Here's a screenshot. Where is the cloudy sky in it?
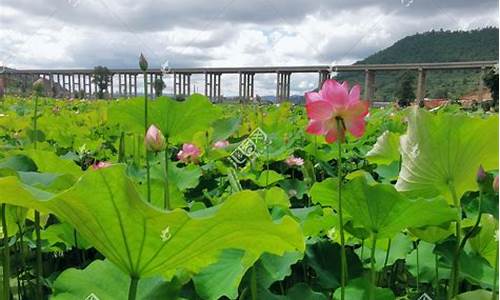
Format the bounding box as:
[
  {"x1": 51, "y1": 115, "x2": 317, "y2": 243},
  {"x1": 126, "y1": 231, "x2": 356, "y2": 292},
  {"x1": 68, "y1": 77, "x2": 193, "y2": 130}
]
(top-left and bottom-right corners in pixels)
[{"x1": 1, "y1": 0, "x2": 498, "y2": 95}]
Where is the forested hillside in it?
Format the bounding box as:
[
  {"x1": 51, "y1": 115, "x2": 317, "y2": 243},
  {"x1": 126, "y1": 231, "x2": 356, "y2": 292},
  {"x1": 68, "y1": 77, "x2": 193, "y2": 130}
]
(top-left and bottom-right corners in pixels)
[{"x1": 339, "y1": 27, "x2": 499, "y2": 100}]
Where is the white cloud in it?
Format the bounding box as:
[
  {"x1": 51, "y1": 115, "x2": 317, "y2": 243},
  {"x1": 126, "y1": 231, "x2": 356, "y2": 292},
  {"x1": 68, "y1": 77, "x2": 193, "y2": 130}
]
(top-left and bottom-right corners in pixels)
[{"x1": 0, "y1": 0, "x2": 497, "y2": 95}]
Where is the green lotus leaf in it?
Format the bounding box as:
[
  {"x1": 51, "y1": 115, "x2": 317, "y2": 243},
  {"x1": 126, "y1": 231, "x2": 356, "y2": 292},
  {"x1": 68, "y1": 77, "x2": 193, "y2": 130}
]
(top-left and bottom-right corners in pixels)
[
  {"x1": 287, "y1": 283, "x2": 327, "y2": 300},
  {"x1": 396, "y1": 108, "x2": 499, "y2": 204},
  {"x1": 332, "y1": 277, "x2": 395, "y2": 300},
  {"x1": 342, "y1": 177, "x2": 457, "y2": 238},
  {"x1": 0, "y1": 165, "x2": 305, "y2": 280},
  {"x1": 107, "y1": 94, "x2": 222, "y2": 144},
  {"x1": 454, "y1": 289, "x2": 493, "y2": 300},
  {"x1": 366, "y1": 131, "x2": 401, "y2": 166},
  {"x1": 51, "y1": 259, "x2": 183, "y2": 300},
  {"x1": 470, "y1": 214, "x2": 498, "y2": 267},
  {"x1": 193, "y1": 249, "x2": 255, "y2": 300}
]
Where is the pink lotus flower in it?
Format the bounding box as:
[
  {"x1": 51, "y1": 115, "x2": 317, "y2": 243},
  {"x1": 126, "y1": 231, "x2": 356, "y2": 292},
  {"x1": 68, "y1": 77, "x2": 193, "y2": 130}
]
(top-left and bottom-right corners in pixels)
[
  {"x1": 213, "y1": 140, "x2": 230, "y2": 149},
  {"x1": 494, "y1": 176, "x2": 499, "y2": 193},
  {"x1": 285, "y1": 155, "x2": 304, "y2": 167},
  {"x1": 92, "y1": 161, "x2": 112, "y2": 170},
  {"x1": 144, "y1": 125, "x2": 166, "y2": 152},
  {"x1": 177, "y1": 143, "x2": 201, "y2": 163},
  {"x1": 305, "y1": 79, "x2": 369, "y2": 143}
]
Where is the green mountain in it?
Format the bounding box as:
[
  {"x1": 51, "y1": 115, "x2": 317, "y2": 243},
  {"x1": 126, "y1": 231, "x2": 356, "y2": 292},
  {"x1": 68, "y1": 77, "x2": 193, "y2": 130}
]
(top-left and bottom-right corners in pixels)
[{"x1": 339, "y1": 27, "x2": 499, "y2": 101}]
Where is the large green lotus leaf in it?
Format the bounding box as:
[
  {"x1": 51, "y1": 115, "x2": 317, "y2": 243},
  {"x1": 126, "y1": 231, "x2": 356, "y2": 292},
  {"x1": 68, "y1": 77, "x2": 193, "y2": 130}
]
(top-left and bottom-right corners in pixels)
[
  {"x1": 20, "y1": 150, "x2": 82, "y2": 178},
  {"x1": 342, "y1": 177, "x2": 457, "y2": 238},
  {"x1": 366, "y1": 131, "x2": 401, "y2": 166},
  {"x1": 193, "y1": 249, "x2": 255, "y2": 300},
  {"x1": 254, "y1": 251, "x2": 302, "y2": 289},
  {"x1": 406, "y1": 241, "x2": 438, "y2": 282},
  {"x1": 470, "y1": 214, "x2": 498, "y2": 267},
  {"x1": 396, "y1": 108, "x2": 499, "y2": 203},
  {"x1": 0, "y1": 165, "x2": 304, "y2": 279},
  {"x1": 304, "y1": 240, "x2": 363, "y2": 290},
  {"x1": 51, "y1": 259, "x2": 183, "y2": 300},
  {"x1": 107, "y1": 94, "x2": 222, "y2": 143},
  {"x1": 371, "y1": 233, "x2": 412, "y2": 271},
  {"x1": 309, "y1": 178, "x2": 339, "y2": 208},
  {"x1": 332, "y1": 278, "x2": 395, "y2": 300},
  {"x1": 454, "y1": 290, "x2": 493, "y2": 300},
  {"x1": 211, "y1": 117, "x2": 241, "y2": 141},
  {"x1": 287, "y1": 283, "x2": 327, "y2": 300},
  {"x1": 42, "y1": 222, "x2": 92, "y2": 252}
]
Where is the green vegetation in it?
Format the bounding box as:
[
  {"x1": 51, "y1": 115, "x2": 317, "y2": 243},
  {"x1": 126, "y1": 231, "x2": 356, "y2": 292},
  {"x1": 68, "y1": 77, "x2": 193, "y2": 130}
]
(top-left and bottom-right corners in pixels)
[
  {"x1": 340, "y1": 27, "x2": 499, "y2": 100},
  {"x1": 0, "y1": 91, "x2": 497, "y2": 299}
]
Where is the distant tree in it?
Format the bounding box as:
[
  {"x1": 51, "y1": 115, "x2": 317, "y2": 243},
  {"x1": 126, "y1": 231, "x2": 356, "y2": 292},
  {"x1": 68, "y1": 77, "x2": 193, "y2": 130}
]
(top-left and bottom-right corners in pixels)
[
  {"x1": 92, "y1": 66, "x2": 111, "y2": 99},
  {"x1": 154, "y1": 78, "x2": 166, "y2": 97},
  {"x1": 394, "y1": 71, "x2": 416, "y2": 107},
  {"x1": 434, "y1": 85, "x2": 449, "y2": 99},
  {"x1": 483, "y1": 67, "x2": 499, "y2": 111}
]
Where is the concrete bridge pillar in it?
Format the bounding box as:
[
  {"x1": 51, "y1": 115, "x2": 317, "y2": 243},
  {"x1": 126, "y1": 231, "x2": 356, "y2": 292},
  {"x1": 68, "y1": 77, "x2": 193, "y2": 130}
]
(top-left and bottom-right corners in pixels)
[
  {"x1": 318, "y1": 71, "x2": 330, "y2": 89},
  {"x1": 173, "y1": 72, "x2": 191, "y2": 97},
  {"x1": 416, "y1": 68, "x2": 426, "y2": 105},
  {"x1": 134, "y1": 74, "x2": 138, "y2": 96},
  {"x1": 276, "y1": 71, "x2": 291, "y2": 102},
  {"x1": 364, "y1": 69, "x2": 375, "y2": 100},
  {"x1": 238, "y1": 72, "x2": 254, "y2": 103},
  {"x1": 478, "y1": 66, "x2": 485, "y2": 101},
  {"x1": 205, "y1": 72, "x2": 222, "y2": 102}
]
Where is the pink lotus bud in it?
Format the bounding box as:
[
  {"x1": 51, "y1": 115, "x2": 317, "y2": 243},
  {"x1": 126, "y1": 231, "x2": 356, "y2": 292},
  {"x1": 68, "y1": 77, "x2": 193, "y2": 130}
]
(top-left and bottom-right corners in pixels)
[
  {"x1": 213, "y1": 140, "x2": 229, "y2": 149},
  {"x1": 144, "y1": 125, "x2": 166, "y2": 152},
  {"x1": 477, "y1": 165, "x2": 487, "y2": 183},
  {"x1": 493, "y1": 176, "x2": 499, "y2": 193},
  {"x1": 177, "y1": 143, "x2": 201, "y2": 163},
  {"x1": 92, "y1": 161, "x2": 112, "y2": 170},
  {"x1": 285, "y1": 155, "x2": 304, "y2": 167}
]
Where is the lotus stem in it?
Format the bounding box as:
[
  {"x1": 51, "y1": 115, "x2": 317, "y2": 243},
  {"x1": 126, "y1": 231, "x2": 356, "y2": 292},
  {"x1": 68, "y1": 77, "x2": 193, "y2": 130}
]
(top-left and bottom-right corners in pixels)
[
  {"x1": 492, "y1": 244, "x2": 498, "y2": 300},
  {"x1": 33, "y1": 96, "x2": 43, "y2": 299},
  {"x1": 17, "y1": 222, "x2": 26, "y2": 299},
  {"x1": 250, "y1": 266, "x2": 257, "y2": 300},
  {"x1": 448, "y1": 182, "x2": 461, "y2": 299},
  {"x1": 336, "y1": 118, "x2": 347, "y2": 300},
  {"x1": 163, "y1": 144, "x2": 170, "y2": 210},
  {"x1": 118, "y1": 131, "x2": 126, "y2": 163},
  {"x1": 416, "y1": 240, "x2": 420, "y2": 293},
  {"x1": 459, "y1": 191, "x2": 483, "y2": 251},
  {"x1": 435, "y1": 252, "x2": 440, "y2": 299},
  {"x1": 370, "y1": 233, "x2": 378, "y2": 300},
  {"x1": 35, "y1": 210, "x2": 43, "y2": 300},
  {"x1": 383, "y1": 239, "x2": 392, "y2": 269},
  {"x1": 128, "y1": 276, "x2": 139, "y2": 300},
  {"x1": 33, "y1": 95, "x2": 38, "y2": 149},
  {"x1": 2, "y1": 204, "x2": 10, "y2": 300},
  {"x1": 361, "y1": 239, "x2": 365, "y2": 263},
  {"x1": 143, "y1": 73, "x2": 151, "y2": 203}
]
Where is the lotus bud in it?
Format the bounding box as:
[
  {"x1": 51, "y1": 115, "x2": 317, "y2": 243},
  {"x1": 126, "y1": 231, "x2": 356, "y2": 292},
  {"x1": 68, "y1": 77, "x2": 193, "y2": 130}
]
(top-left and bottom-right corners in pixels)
[
  {"x1": 33, "y1": 78, "x2": 45, "y2": 97},
  {"x1": 493, "y1": 176, "x2": 499, "y2": 193},
  {"x1": 92, "y1": 161, "x2": 112, "y2": 170},
  {"x1": 177, "y1": 143, "x2": 201, "y2": 163},
  {"x1": 476, "y1": 165, "x2": 487, "y2": 183},
  {"x1": 144, "y1": 125, "x2": 166, "y2": 152},
  {"x1": 139, "y1": 53, "x2": 148, "y2": 72},
  {"x1": 213, "y1": 140, "x2": 229, "y2": 149},
  {"x1": 285, "y1": 155, "x2": 304, "y2": 167}
]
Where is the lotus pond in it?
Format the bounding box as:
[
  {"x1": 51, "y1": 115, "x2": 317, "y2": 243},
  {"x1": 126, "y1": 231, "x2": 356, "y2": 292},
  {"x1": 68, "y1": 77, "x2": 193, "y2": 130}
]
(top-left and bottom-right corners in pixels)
[{"x1": 0, "y1": 84, "x2": 498, "y2": 300}]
